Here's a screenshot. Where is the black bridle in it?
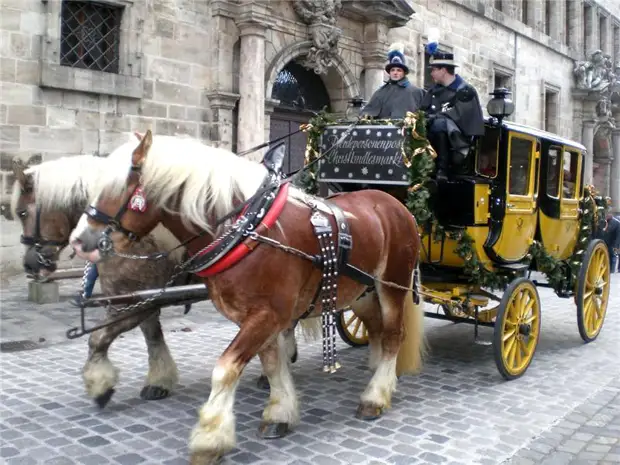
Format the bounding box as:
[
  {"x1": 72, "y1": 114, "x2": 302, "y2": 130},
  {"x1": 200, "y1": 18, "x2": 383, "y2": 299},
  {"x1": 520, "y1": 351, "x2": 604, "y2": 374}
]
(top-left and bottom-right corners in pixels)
[{"x1": 19, "y1": 204, "x2": 69, "y2": 269}]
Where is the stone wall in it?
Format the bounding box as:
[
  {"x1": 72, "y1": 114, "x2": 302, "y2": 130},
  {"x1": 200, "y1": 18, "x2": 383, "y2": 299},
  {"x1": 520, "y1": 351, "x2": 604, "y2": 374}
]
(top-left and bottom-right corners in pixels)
[{"x1": 0, "y1": 0, "x2": 216, "y2": 276}]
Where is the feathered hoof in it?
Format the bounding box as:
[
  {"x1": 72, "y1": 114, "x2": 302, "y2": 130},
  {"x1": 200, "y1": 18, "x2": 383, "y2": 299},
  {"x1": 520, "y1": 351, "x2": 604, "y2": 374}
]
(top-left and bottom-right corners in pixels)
[
  {"x1": 258, "y1": 421, "x2": 290, "y2": 439},
  {"x1": 355, "y1": 402, "x2": 384, "y2": 421},
  {"x1": 189, "y1": 450, "x2": 221, "y2": 465},
  {"x1": 140, "y1": 385, "x2": 170, "y2": 401},
  {"x1": 256, "y1": 375, "x2": 270, "y2": 390},
  {"x1": 94, "y1": 388, "x2": 115, "y2": 409}
]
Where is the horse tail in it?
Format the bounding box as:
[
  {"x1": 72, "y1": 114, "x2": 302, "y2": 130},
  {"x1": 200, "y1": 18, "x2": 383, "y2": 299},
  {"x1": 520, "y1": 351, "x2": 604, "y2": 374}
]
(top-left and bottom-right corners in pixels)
[{"x1": 396, "y1": 263, "x2": 427, "y2": 377}]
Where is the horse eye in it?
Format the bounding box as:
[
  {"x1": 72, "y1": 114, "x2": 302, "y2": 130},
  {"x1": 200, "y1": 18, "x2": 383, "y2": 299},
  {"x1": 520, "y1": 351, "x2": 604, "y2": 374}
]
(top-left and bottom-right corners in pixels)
[{"x1": 18, "y1": 210, "x2": 27, "y2": 218}]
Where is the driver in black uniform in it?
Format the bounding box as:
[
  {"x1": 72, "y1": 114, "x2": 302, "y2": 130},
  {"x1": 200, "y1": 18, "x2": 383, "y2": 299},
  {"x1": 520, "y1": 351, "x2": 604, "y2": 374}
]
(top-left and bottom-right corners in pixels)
[{"x1": 421, "y1": 52, "x2": 485, "y2": 181}]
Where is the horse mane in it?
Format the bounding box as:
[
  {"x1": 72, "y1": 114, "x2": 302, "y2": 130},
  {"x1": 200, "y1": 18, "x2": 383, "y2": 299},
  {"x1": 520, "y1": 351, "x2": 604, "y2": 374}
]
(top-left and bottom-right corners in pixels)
[
  {"x1": 10, "y1": 154, "x2": 110, "y2": 217},
  {"x1": 101, "y1": 134, "x2": 268, "y2": 234}
]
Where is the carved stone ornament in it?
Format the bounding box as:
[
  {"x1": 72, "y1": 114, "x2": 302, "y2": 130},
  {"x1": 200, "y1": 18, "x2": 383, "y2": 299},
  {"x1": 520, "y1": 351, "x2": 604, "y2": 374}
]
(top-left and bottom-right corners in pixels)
[
  {"x1": 574, "y1": 51, "x2": 620, "y2": 134},
  {"x1": 293, "y1": 0, "x2": 343, "y2": 75}
]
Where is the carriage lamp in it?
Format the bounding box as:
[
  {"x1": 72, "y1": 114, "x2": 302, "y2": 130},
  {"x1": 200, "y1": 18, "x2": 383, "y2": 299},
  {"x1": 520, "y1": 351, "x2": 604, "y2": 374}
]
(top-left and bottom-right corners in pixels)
[
  {"x1": 346, "y1": 96, "x2": 366, "y2": 120},
  {"x1": 487, "y1": 87, "x2": 515, "y2": 124}
]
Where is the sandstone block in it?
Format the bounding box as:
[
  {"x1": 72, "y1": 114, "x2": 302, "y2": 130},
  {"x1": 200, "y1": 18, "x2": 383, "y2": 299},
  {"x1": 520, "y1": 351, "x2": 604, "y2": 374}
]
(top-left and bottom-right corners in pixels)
[
  {"x1": 0, "y1": 58, "x2": 16, "y2": 81},
  {"x1": 28, "y1": 280, "x2": 60, "y2": 304},
  {"x1": 7, "y1": 104, "x2": 45, "y2": 126},
  {"x1": 47, "y1": 107, "x2": 76, "y2": 128},
  {"x1": 0, "y1": 9, "x2": 21, "y2": 31},
  {"x1": 154, "y1": 81, "x2": 200, "y2": 106},
  {"x1": 15, "y1": 60, "x2": 38, "y2": 85}
]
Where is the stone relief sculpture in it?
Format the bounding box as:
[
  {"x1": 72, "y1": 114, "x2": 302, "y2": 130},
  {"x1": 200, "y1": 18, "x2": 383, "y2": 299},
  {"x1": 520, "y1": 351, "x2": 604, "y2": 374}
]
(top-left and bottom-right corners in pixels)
[{"x1": 293, "y1": 0, "x2": 343, "y2": 75}]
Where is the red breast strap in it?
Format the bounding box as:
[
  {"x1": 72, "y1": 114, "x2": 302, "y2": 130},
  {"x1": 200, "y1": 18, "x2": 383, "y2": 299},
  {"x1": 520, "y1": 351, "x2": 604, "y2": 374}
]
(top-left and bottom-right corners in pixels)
[{"x1": 194, "y1": 182, "x2": 290, "y2": 277}]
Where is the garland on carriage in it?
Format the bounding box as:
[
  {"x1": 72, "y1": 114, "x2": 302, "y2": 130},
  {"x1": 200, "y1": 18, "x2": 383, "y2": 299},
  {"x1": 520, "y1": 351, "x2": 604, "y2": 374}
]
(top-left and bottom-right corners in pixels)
[{"x1": 296, "y1": 110, "x2": 612, "y2": 292}]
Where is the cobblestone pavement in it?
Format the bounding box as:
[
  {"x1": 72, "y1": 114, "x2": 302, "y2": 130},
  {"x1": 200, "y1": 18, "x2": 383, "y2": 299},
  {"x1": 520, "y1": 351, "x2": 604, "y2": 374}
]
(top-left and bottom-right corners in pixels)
[{"x1": 1, "y1": 272, "x2": 619, "y2": 465}]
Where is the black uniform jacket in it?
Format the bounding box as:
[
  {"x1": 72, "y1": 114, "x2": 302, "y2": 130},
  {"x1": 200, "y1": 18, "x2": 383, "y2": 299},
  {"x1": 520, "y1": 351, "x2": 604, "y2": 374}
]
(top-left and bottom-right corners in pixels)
[
  {"x1": 361, "y1": 78, "x2": 425, "y2": 119},
  {"x1": 421, "y1": 75, "x2": 485, "y2": 137}
]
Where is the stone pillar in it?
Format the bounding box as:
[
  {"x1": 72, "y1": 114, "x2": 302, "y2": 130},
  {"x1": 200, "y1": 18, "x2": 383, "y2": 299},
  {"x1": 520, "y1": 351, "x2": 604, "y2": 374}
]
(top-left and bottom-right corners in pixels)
[
  {"x1": 236, "y1": 21, "x2": 266, "y2": 160},
  {"x1": 205, "y1": 91, "x2": 240, "y2": 151},
  {"x1": 362, "y1": 22, "x2": 389, "y2": 100},
  {"x1": 583, "y1": 119, "x2": 596, "y2": 186},
  {"x1": 583, "y1": 3, "x2": 598, "y2": 54},
  {"x1": 611, "y1": 128, "x2": 620, "y2": 212}
]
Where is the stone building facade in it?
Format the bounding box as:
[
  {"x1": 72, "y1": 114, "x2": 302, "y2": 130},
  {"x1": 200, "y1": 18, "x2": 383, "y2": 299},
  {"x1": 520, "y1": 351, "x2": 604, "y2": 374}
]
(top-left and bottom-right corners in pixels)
[{"x1": 1, "y1": 0, "x2": 619, "y2": 273}]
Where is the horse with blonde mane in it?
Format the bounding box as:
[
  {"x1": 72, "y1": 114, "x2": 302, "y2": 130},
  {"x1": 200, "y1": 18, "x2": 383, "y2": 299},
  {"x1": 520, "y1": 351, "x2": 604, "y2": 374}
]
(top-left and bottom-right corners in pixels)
[
  {"x1": 69, "y1": 130, "x2": 425, "y2": 465},
  {"x1": 10, "y1": 149, "x2": 294, "y2": 410}
]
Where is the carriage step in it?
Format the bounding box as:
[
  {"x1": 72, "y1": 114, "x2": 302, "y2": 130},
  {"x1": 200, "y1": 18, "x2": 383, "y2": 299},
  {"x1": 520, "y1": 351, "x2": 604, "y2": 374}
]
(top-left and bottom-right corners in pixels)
[{"x1": 496, "y1": 263, "x2": 529, "y2": 272}]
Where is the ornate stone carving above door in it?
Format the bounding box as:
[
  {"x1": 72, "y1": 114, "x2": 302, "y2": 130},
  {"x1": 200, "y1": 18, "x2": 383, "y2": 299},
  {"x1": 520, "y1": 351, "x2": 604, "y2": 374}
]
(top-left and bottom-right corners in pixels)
[{"x1": 292, "y1": 0, "x2": 343, "y2": 75}]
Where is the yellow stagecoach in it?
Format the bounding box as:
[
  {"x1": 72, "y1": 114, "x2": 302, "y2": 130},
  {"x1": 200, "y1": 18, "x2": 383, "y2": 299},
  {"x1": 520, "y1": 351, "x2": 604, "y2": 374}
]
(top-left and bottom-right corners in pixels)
[{"x1": 306, "y1": 89, "x2": 612, "y2": 380}]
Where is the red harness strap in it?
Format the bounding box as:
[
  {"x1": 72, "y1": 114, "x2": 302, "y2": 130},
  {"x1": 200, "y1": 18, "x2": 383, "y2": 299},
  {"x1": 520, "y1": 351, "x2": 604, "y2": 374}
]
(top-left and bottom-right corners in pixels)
[{"x1": 193, "y1": 182, "x2": 290, "y2": 278}]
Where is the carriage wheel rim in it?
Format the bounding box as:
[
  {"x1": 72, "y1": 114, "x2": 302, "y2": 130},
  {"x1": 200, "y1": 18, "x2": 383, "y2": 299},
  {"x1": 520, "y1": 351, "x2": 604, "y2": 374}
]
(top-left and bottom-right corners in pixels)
[
  {"x1": 341, "y1": 310, "x2": 368, "y2": 344},
  {"x1": 582, "y1": 243, "x2": 610, "y2": 338},
  {"x1": 500, "y1": 283, "x2": 540, "y2": 376}
]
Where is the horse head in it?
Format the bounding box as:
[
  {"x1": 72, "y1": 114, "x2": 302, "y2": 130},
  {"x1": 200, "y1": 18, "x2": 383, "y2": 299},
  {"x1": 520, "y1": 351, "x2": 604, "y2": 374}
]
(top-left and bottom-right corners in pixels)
[
  {"x1": 70, "y1": 130, "x2": 165, "y2": 263},
  {"x1": 70, "y1": 129, "x2": 267, "y2": 264},
  {"x1": 10, "y1": 158, "x2": 65, "y2": 277},
  {"x1": 11, "y1": 155, "x2": 107, "y2": 279}
]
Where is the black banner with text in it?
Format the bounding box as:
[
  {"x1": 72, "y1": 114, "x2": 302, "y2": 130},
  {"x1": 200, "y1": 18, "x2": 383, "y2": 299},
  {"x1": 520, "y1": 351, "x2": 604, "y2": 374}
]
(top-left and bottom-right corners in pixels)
[{"x1": 317, "y1": 125, "x2": 409, "y2": 185}]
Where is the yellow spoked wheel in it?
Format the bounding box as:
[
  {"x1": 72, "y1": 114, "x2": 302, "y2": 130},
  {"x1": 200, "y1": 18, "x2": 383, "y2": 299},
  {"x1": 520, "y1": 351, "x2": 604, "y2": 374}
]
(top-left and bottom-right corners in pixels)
[
  {"x1": 493, "y1": 277, "x2": 541, "y2": 380},
  {"x1": 335, "y1": 308, "x2": 369, "y2": 347},
  {"x1": 576, "y1": 239, "x2": 610, "y2": 343}
]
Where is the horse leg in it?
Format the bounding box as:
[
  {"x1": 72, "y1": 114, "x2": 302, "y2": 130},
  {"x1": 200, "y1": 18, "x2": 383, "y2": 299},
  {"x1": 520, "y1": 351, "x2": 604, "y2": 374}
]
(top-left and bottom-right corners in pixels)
[
  {"x1": 188, "y1": 312, "x2": 287, "y2": 465},
  {"x1": 82, "y1": 309, "x2": 154, "y2": 408},
  {"x1": 356, "y1": 272, "x2": 424, "y2": 421},
  {"x1": 138, "y1": 310, "x2": 179, "y2": 400},
  {"x1": 256, "y1": 323, "x2": 298, "y2": 390},
  {"x1": 256, "y1": 332, "x2": 299, "y2": 439},
  {"x1": 350, "y1": 290, "x2": 384, "y2": 371}
]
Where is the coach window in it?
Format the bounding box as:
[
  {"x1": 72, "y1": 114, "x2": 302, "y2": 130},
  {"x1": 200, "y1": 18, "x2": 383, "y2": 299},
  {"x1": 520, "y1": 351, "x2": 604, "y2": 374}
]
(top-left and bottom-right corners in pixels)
[
  {"x1": 476, "y1": 126, "x2": 499, "y2": 178},
  {"x1": 546, "y1": 146, "x2": 562, "y2": 198},
  {"x1": 508, "y1": 136, "x2": 534, "y2": 196},
  {"x1": 562, "y1": 149, "x2": 580, "y2": 198}
]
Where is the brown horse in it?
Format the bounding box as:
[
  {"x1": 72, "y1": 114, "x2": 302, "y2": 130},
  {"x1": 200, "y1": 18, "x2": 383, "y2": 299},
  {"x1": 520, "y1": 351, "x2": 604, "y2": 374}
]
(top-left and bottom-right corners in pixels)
[
  {"x1": 69, "y1": 130, "x2": 425, "y2": 465},
  {"x1": 10, "y1": 153, "x2": 297, "y2": 409}
]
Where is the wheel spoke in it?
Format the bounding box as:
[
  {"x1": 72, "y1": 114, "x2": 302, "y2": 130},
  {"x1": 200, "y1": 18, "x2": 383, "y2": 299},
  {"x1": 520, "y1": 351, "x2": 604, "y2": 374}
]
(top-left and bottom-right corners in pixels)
[
  {"x1": 503, "y1": 328, "x2": 516, "y2": 342},
  {"x1": 345, "y1": 313, "x2": 357, "y2": 327},
  {"x1": 352, "y1": 317, "x2": 362, "y2": 338}
]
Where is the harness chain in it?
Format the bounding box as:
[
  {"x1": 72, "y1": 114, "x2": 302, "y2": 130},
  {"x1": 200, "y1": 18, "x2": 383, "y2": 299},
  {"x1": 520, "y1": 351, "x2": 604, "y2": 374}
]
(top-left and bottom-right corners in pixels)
[{"x1": 310, "y1": 210, "x2": 341, "y2": 373}]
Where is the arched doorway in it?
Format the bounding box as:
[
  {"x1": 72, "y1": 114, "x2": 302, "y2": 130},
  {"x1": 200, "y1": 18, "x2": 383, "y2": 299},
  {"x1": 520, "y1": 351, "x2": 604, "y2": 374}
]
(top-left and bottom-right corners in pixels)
[{"x1": 269, "y1": 61, "x2": 331, "y2": 174}]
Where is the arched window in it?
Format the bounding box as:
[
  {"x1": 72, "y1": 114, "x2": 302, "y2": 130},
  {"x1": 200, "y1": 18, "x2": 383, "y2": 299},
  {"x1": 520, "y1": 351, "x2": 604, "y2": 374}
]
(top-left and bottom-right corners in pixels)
[
  {"x1": 271, "y1": 62, "x2": 331, "y2": 112},
  {"x1": 269, "y1": 61, "x2": 332, "y2": 175}
]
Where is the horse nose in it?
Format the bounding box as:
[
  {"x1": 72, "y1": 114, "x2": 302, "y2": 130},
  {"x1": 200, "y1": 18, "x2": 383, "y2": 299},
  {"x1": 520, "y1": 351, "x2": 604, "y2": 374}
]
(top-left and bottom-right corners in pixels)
[{"x1": 23, "y1": 248, "x2": 40, "y2": 274}]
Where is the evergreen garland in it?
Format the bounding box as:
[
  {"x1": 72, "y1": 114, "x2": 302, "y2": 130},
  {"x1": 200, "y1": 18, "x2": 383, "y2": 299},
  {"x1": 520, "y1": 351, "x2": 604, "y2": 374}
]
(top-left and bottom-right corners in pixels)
[{"x1": 297, "y1": 112, "x2": 612, "y2": 294}]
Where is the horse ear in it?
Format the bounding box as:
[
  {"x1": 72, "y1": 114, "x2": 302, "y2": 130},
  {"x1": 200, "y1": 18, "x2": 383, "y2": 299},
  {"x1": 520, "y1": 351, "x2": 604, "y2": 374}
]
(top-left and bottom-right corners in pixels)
[
  {"x1": 134, "y1": 131, "x2": 143, "y2": 141},
  {"x1": 12, "y1": 158, "x2": 31, "y2": 188},
  {"x1": 132, "y1": 129, "x2": 153, "y2": 166}
]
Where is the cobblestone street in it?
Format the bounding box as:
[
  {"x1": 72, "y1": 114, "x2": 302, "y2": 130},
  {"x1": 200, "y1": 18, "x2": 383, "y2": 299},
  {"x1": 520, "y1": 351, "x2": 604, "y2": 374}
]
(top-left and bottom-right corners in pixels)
[{"x1": 1, "y1": 273, "x2": 619, "y2": 465}]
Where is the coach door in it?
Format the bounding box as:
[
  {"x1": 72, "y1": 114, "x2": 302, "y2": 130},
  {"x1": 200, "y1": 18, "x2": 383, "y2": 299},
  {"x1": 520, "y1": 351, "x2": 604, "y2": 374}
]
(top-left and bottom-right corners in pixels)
[
  {"x1": 490, "y1": 132, "x2": 540, "y2": 262},
  {"x1": 269, "y1": 61, "x2": 331, "y2": 175}
]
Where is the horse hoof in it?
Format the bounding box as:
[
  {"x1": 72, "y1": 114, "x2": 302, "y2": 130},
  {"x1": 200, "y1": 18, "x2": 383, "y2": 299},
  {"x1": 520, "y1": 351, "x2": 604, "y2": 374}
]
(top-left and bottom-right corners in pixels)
[
  {"x1": 189, "y1": 450, "x2": 220, "y2": 465},
  {"x1": 258, "y1": 421, "x2": 290, "y2": 439},
  {"x1": 355, "y1": 403, "x2": 384, "y2": 421},
  {"x1": 290, "y1": 348, "x2": 298, "y2": 364},
  {"x1": 256, "y1": 375, "x2": 270, "y2": 390},
  {"x1": 140, "y1": 385, "x2": 170, "y2": 401},
  {"x1": 94, "y1": 388, "x2": 115, "y2": 409}
]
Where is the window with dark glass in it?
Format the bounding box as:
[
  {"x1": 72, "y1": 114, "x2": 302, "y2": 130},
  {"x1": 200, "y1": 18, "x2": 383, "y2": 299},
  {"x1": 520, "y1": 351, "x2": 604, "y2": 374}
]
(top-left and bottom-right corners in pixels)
[
  {"x1": 508, "y1": 137, "x2": 533, "y2": 196},
  {"x1": 562, "y1": 149, "x2": 580, "y2": 199},
  {"x1": 271, "y1": 62, "x2": 330, "y2": 112},
  {"x1": 60, "y1": 1, "x2": 123, "y2": 74},
  {"x1": 476, "y1": 127, "x2": 500, "y2": 178},
  {"x1": 546, "y1": 146, "x2": 562, "y2": 198}
]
